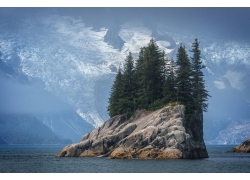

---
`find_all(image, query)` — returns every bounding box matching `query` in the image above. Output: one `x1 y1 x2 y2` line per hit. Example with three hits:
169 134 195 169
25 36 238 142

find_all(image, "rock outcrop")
56 105 209 159
229 138 250 153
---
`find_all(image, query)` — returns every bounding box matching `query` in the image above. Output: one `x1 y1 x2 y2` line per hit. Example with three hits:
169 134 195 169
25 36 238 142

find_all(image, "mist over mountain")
0 113 72 144
0 39 94 143
0 7 250 144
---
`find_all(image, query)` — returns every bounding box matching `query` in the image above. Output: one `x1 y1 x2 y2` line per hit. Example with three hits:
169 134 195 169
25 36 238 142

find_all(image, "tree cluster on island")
107 38 210 129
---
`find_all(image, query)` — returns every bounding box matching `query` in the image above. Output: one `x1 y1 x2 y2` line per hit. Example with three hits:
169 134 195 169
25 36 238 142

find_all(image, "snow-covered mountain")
0 7 250 144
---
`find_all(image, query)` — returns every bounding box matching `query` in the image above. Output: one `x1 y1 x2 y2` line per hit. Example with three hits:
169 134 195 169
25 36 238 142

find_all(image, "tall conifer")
134 39 165 110
107 38 211 125
119 52 135 117
133 47 146 110
189 38 211 140
190 38 210 113
175 44 192 105
163 58 177 103
107 67 124 117
175 44 193 124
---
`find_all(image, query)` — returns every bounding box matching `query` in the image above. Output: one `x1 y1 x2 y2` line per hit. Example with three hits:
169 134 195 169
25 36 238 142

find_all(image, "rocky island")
56 39 210 159
56 105 209 159
229 138 250 153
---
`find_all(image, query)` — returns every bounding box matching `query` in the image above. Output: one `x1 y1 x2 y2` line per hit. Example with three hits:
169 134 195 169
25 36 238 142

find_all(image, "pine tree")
122 52 134 98
175 44 192 105
163 58 177 104
188 38 211 141
190 38 210 113
175 44 193 124
107 67 124 117
107 52 136 118
134 39 165 110
133 47 147 110
107 38 211 126
119 52 135 117
147 39 165 103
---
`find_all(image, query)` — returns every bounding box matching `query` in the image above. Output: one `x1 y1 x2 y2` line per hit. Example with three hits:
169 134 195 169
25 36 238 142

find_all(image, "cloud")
223 70 244 91
213 79 226 90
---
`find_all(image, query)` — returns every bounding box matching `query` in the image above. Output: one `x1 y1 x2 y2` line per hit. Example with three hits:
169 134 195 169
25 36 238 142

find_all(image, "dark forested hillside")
0 113 72 144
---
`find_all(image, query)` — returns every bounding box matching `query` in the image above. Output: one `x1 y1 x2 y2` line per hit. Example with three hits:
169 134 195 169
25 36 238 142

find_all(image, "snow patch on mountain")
120 20 152 54
14 14 127 127
203 41 250 66
119 20 172 56
10 14 174 127
207 120 250 145
0 14 174 128
0 40 15 62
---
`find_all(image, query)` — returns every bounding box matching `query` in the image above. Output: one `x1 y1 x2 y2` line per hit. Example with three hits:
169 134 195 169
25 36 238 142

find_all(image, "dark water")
0 144 250 173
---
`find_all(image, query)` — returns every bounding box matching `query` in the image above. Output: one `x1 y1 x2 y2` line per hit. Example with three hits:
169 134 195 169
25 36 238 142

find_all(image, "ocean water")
0 144 249 173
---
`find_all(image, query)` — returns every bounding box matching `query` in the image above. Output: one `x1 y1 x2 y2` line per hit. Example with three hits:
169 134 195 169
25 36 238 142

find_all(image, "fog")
0 77 70 114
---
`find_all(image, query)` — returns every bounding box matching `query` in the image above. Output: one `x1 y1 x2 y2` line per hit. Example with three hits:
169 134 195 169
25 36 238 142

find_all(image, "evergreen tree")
188 38 211 140
107 67 124 117
163 58 177 104
134 39 165 110
147 39 165 103
119 52 135 117
107 38 211 125
148 49 167 110
190 38 210 113
133 47 147 110
175 44 192 105
175 44 193 124
122 52 134 98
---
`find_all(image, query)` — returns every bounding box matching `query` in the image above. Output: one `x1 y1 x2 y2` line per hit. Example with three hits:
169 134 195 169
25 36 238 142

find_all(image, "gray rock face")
229 138 250 153
104 25 125 51
56 105 209 159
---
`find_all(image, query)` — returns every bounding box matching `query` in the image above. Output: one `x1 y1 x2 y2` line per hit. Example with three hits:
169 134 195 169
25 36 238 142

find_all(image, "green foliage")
148 98 165 111
107 67 124 117
163 58 177 104
190 38 211 113
133 39 165 110
174 44 194 126
107 52 135 117
175 44 193 106
107 38 210 130
121 51 135 108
